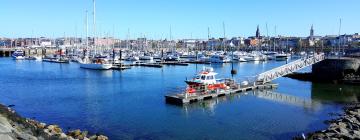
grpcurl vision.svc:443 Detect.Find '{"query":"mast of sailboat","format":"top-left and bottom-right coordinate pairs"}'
top-left (86, 10), bottom-right (89, 51)
top-left (93, 0), bottom-right (96, 56)
top-left (112, 25), bottom-right (115, 63)
top-left (112, 25), bottom-right (115, 49)
top-left (223, 22), bottom-right (226, 52)
top-left (208, 27), bottom-right (212, 51)
top-left (338, 18), bottom-right (342, 55)
top-left (84, 10), bottom-right (89, 59)
top-left (274, 25), bottom-right (277, 52)
top-left (126, 28), bottom-right (130, 50)
top-left (169, 25), bottom-right (172, 52)
top-left (266, 23), bottom-right (269, 51)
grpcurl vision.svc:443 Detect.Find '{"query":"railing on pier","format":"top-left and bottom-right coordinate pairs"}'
top-left (256, 53), bottom-right (325, 84)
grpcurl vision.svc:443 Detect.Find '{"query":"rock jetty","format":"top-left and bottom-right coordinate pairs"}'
top-left (295, 103), bottom-right (360, 140)
top-left (0, 104), bottom-right (108, 140)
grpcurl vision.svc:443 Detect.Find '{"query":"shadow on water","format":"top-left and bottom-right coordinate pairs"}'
top-left (311, 83), bottom-right (360, 103)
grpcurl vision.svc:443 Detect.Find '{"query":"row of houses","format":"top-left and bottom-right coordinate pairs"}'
top-left (0, 37), bottom-right (120, 48)
top-left (1, 33), bottom-right (359, 50)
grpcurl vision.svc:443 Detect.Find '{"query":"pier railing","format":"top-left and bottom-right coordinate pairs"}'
top-left (256, 53), bottom-right (325, 84)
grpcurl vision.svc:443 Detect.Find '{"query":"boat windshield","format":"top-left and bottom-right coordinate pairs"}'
top-left (201, 75), bottom-right (206, 80)
top-left (195, 75), bottom-right (200, 79)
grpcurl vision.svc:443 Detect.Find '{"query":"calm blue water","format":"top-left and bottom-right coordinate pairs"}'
top-left (0, 58), bottom-right (359, 140)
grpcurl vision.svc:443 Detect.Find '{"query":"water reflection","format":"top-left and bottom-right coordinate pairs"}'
top-left (253, 90), bottom-right (320, 109)
top-left (179, 83), bottom-right (360, 116)
top-left (83, 68), bottom-right (114, 78)
top-left (180, 89), bottom-right (321, 116)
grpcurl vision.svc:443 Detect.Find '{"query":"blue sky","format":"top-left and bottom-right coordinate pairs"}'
top-left (0, 0), bottom-right (359, 39)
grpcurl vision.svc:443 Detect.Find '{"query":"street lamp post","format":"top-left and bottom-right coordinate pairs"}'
top-left (230, 41), bottom-right (237, 75)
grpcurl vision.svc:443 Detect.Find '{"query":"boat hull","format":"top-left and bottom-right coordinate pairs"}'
top-left (80, 63), bottom-right (112, 70)
top-left (12, 56), bottom-right (25, 60)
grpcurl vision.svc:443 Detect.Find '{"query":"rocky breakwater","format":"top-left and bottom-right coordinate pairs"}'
top-left (0, 104), bottom-right (108, 140)
top-left (296, 103), bottom-right (360, 139)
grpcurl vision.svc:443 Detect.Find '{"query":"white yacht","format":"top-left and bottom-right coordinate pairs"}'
top-left (25, 55), bottom-right (42, 61)
top-left (126, 56), bottom-right (140, 61)
top-left (139, 55), bottom-right (153, 61)
top-left (80, 58), bottom-right (112, 70)
top-left (209, 55), bottom-right (231, 63)
top-left (12, 50), bottom-right (25, 60)
top-left (164, 55), bottom-right (180, 61)
top-left (275, 53), bottom-right (290, 61)
top-left (244, 54), bottom-right (260, 61)
top-left (233, 55), bottom-right (247, 62)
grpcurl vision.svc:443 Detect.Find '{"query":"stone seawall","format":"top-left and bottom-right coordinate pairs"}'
top-left (312, 58), bottom-right (360, 81)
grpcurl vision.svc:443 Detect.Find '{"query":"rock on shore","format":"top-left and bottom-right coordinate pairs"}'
top-left (295, 103), bottom-right (360, 140)
top-left (0, 104), bottom-right (108, 140)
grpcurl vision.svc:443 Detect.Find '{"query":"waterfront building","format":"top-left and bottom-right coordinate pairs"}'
top-left (278, 37), bottom-right (300, 49)
top-left (94, 37), bottom-right (117, 47)
top-left (0, 38), bottom-right (12, 47)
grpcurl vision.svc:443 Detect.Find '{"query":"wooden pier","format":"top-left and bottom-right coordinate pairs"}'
top-left (186, 60), bottom-right (211, 64)
top-left (123, 63), bottom-right (163, 68)
top-left (111, 64), bottom-right (131, 70)
top-left (161, 61), bottom-right (189, 66)
top-left (121, 61), bottom-right (190, 68)
top-left (165, 83), bottom-right (278, 105)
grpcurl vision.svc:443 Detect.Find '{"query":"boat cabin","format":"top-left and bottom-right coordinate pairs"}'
top-left (186, 67), bottom-right (217, 85)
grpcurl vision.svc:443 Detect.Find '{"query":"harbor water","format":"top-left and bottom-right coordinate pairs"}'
top-left (0, 58), bottom-right (359, 140)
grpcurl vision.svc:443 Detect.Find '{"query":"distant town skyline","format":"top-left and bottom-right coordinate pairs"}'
top-left (1, 0), bottom-right (359, 39)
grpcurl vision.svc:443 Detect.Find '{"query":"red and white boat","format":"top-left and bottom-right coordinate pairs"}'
top-left (184, 67), bottom-right (231, 97)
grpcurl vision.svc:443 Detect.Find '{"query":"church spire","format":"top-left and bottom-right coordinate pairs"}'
top-left (256, 25), bottom-right (260, 38)
top-left (310, 24), bottom-right (314, 37)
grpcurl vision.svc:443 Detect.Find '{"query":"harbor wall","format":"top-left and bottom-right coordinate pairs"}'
top-left (312, 58), bottom-right (360, 81)
top-left (0, 48), bottom-right (58, 57)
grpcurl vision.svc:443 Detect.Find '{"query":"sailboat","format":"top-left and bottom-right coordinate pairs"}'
top-left (79, 2), bottom-right (112, 70)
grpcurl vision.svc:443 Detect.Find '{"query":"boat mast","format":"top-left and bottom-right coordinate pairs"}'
top-left (86, 10), bottom-right (89, 51)
top-left (338, 18), bottom-right (342, 55)
top-left (169, 25), bottom-right (172, 52)
top-left (274, 25), bottom-right (277, 52)
top-left (93, 0), bottom-right (96, 56)
top-left (266, 23), bottom-right (269, 51)
top-left (127, 28), bottom-right (130, 50)
top-left (223, 22), bottom-right (226, 52)
top-left (208, 27), bottom-right (212, 51)
top-left (112, 25), bottom-right (115, 49)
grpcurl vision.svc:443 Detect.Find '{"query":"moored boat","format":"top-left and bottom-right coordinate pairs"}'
top-left (275, 53), bottom-right (290, 61)
top-left (209, 55), bottom-right (230, 63)
top-left (80, 58), bottom-right (112, 70)
top-left (184, 67), bottom-right (233, 97)
top-left (12, 50), bottom-right (25, 60)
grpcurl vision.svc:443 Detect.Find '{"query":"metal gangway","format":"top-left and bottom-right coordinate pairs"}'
top-left (256, 53), bottom-right (325, 84)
